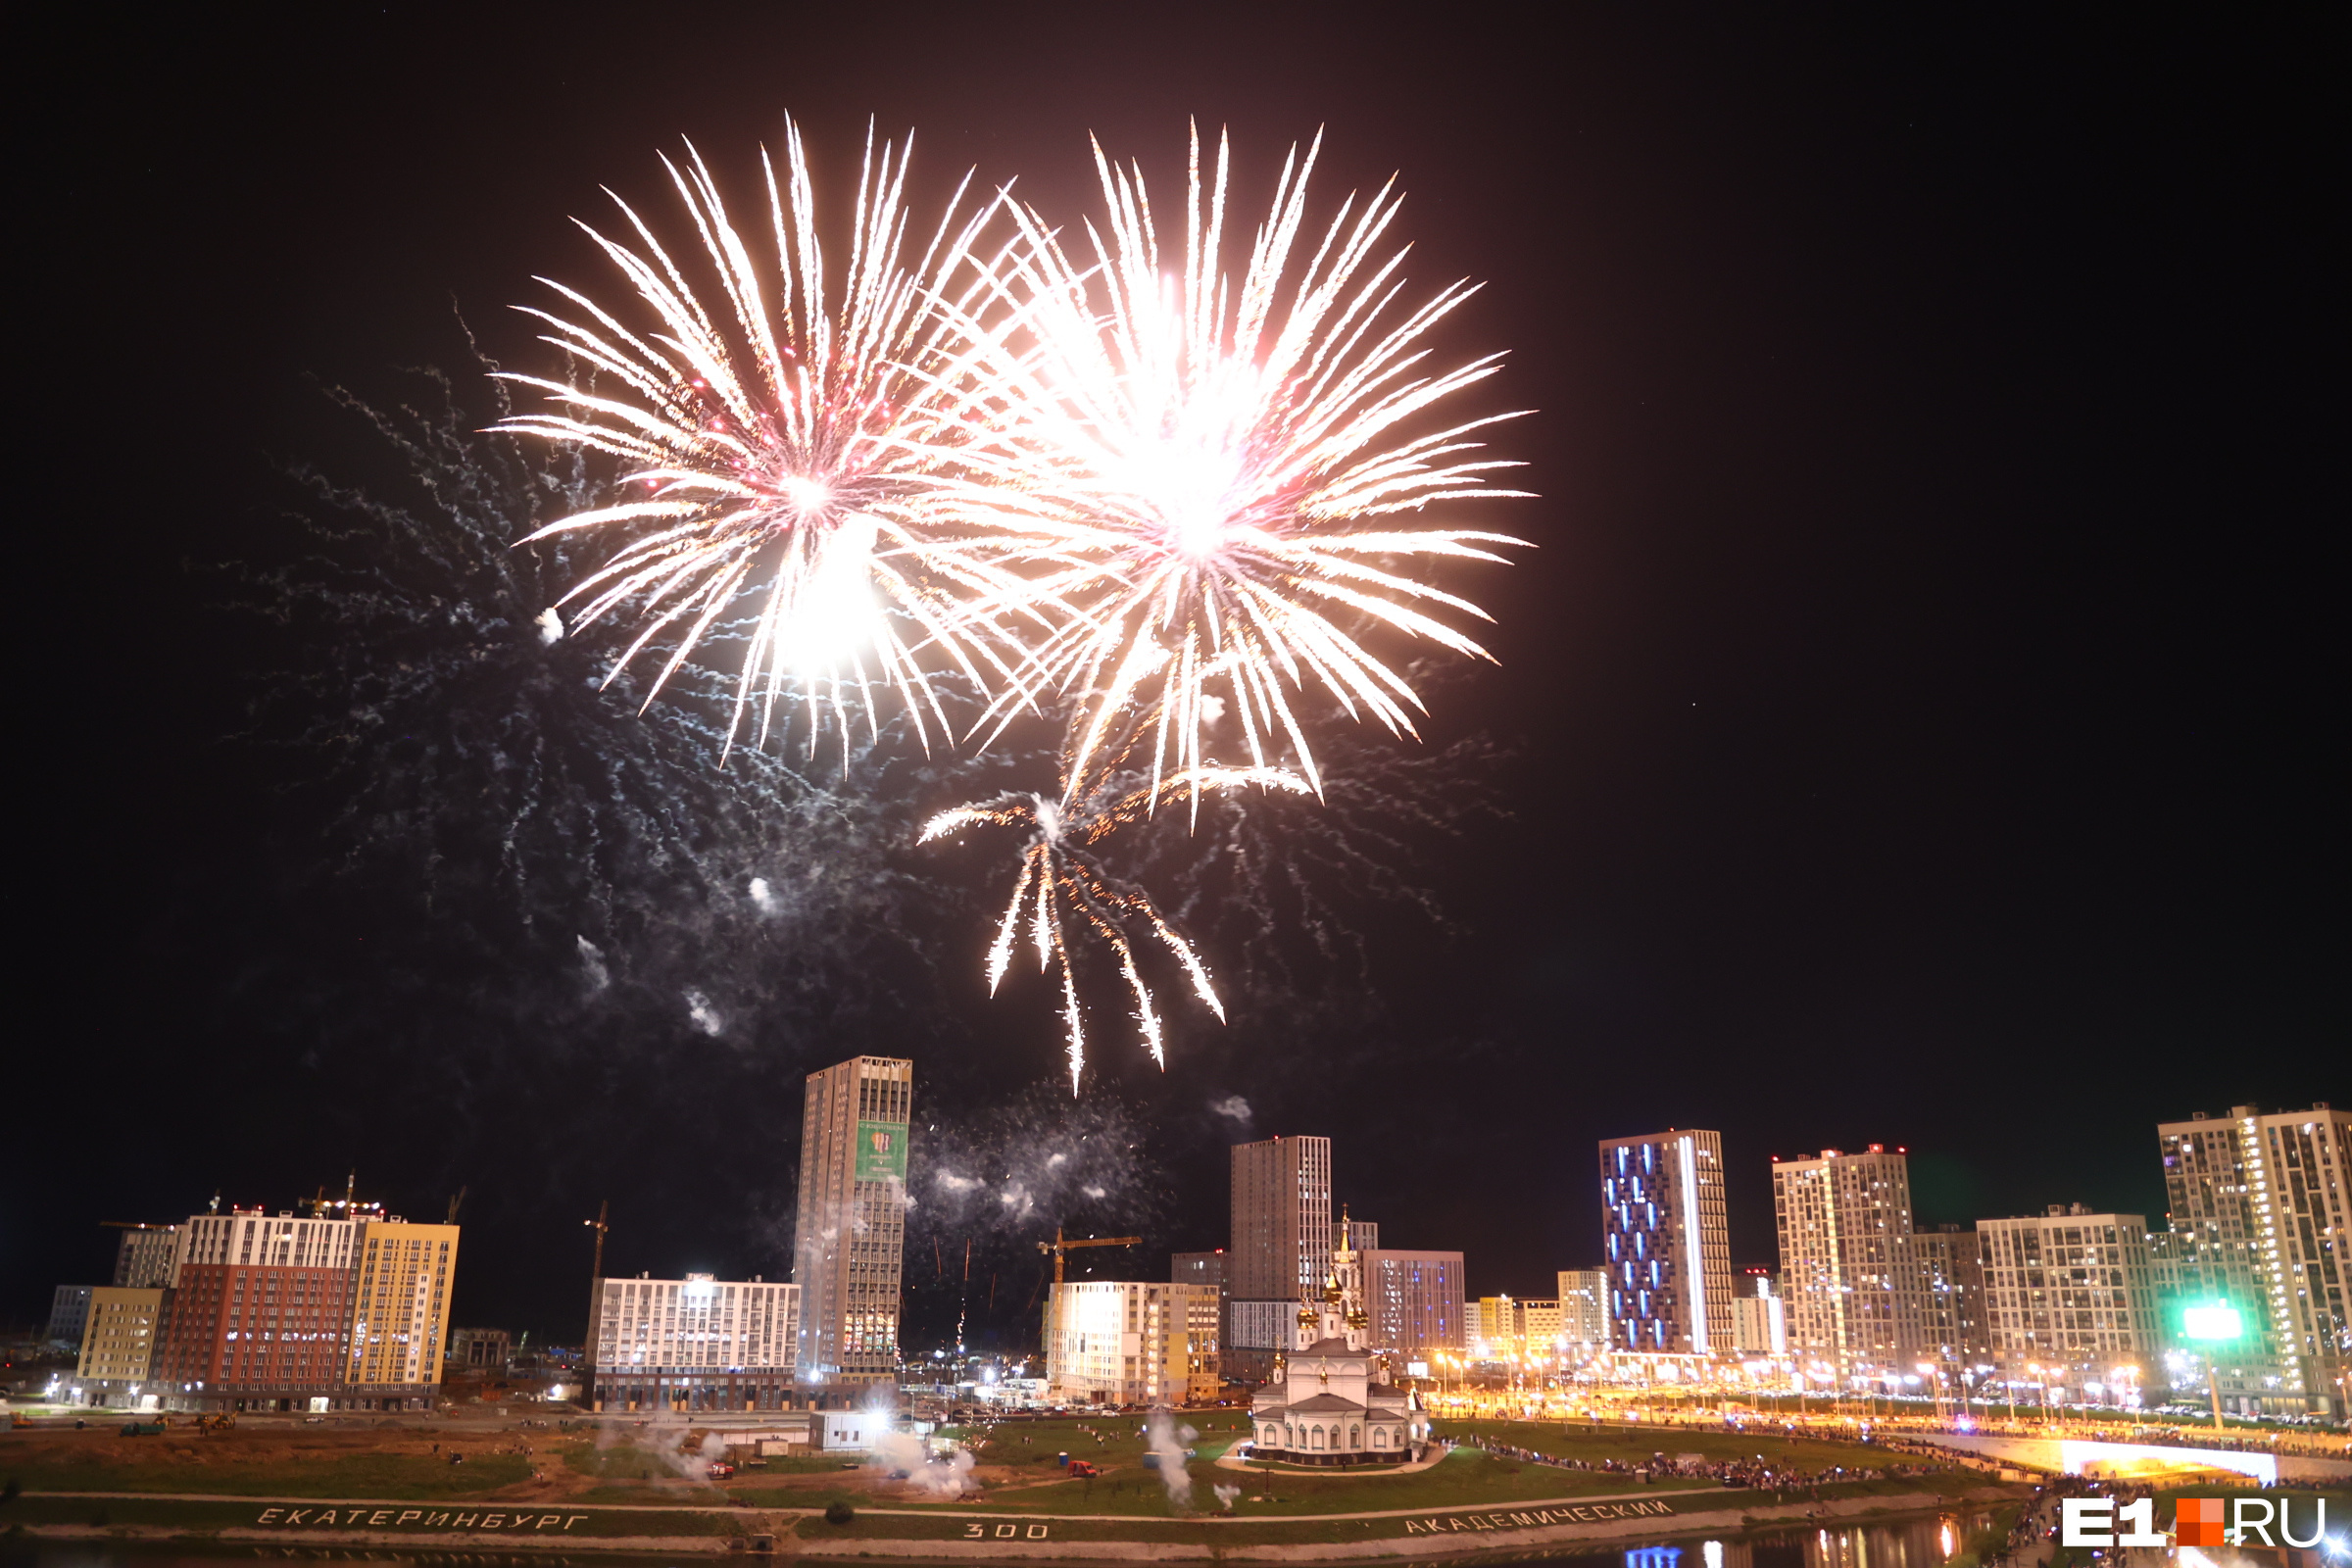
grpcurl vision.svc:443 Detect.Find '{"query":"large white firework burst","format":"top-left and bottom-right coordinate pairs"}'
top-left (496, 120), bottom-right (1038, 760)
top-left (920, 766), bottom-right (1311, 1091)
top-left (939, 123), bottom-right (1531, 797)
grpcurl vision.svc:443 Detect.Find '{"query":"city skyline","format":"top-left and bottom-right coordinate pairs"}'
top-left (7, 9), bottom-right (2338, 1358)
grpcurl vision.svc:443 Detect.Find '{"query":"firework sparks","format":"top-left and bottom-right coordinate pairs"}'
top-left (921, 767), bottom-right (1310, 1091)
top-left (939, 123), bottom-right (1531, 797)
top-left (496, 120), bottom-right (1040, 761)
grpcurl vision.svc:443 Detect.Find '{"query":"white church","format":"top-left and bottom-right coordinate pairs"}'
top-left (1248, 1216), bottom-right (1429, 1466)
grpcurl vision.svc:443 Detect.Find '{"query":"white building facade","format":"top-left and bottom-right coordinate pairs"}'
top-left (1976, 1206), bottom-right (2161, 1398)
top-left (588, 1273), bottom-right (801, 1412)
top-left (1731, 1275), bottom-right (1788, 1355)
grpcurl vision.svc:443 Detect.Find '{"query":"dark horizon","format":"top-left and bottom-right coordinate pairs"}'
top-left (10, 6), bottom-right (2340, 1353)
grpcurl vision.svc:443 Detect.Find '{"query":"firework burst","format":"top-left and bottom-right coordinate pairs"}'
top-left (919, 766), bottom-right (1310, 1091)
top-left (496, 120), bottom-right (1038, 761)
top-left (940, 123), bottom-right (1531, 798)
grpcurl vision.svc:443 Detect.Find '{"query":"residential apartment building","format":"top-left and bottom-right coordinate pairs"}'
top-left (586, 1273), bottom-right (800, 1411)
top-left (1179, 1280), bottom-right (1223, 1400)
top-left (1474, 1296), bottom-right (1564, 1359)
top-left (74, 1287), bottom-right (166, 1405)
top-left (157, 1203), bottom-right (364, 1409)
top-left (1774, 1145), bottom-right (1935, 1376)
top-left (45, 1285), bottom-right (95, 1351)
top-left (112, 1224), bottom-right (182, 1288)
top-left (1557, 1268), bottom-right (1609, 1351)
top-left (348, 1220), bottom-right (460, 1394)
top-left (1171, 1252), bottom-right (1227, 1385)
top-left (1226, 1136), bottom-right (1333, 1377)
top-left (1731, 1272), bottom-right (1788, 1356)
top-left (1977, 1206), bottom-right (2162, 1396)
top-left (1044, 1280), bottom-right (1219, 1404)
top-left (2157, 1103), bottom-right (2349, 1415)
top-left (1936, 1222), bottom-right (1993, 1363)
top-left (153, 1197), bottom-right (457, 1412)
top-left (1172, 1251), bottom-right (1226, 1295)
top-left (1599, 1129), bottom-right (1734, 1354)
top-left (1361, 1250), bottom-right (1466, 1363)
top-left (793, 1055), bottom-right (913, 1397)
top-left (1890, 1229), bottom-right (1972, 1369)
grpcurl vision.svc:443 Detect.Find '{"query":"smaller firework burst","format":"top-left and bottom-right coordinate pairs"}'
top-left (920, 766), bottom-right (1311, 1091)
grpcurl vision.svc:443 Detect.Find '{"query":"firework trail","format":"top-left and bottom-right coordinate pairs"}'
top-left (495, 120), bottom-right (1043, 762)
top-left (940, 122), bottom-right (1531, 799)
top-left (239, 355), bottom-right (1021, 1047)
top-left (919, 765), bottom-right (1310, 1091)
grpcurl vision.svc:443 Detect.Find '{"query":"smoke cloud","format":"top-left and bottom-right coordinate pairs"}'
top-left (1143, 1409), bottom-right (1197, 1509)
top-left (867, 1428), bottom-right (978, 1497)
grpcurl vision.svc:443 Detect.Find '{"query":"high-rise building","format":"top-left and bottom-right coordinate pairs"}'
top-left (1599, 1129), bottom-right (1734, 1354)
top-left (793, 1055), bottom-right (913, 1397)
top-left (1731, 1271), bottom-right (1787, 1356)
top-left (1774, 1145), bottom-right (1926, 1376)
top-left (587, 1273), bottom-right (800, 1412)
top-left (112, 1224), bottom-right (182, 1288)
top-left (157, 1202), bottom-right (365, 1409)
top-left (1172, 1250), bottom-right (1227, 1294)
top-left (1935, 1223), bottom-right (1993, 1363)
top-left (154, 1196), bottom-right (456, 1412)
top-left (1226, 1136), bottom-right (1332, 1377)
top-left (1362, 1252), bottom-right (1468, 1366)
top-left (2157, 1102), bottom-right (2349, 1415)
top-left (347, 1219), bottom-right (460, 1394)
top-left (1044, 1280), bottom-right (1219, 1404)
top-left (74, 1287), bottom-right (167, 1406)
top-left (1890, 1230), bottom-right (1971, 1371)
top-left (45, 1285), bottom-right (96, 1351)
top-left (1975, 1206), bottom-right (2161, 1397)
top-left (1557, 1268), bottom-right (1609, 1350)
top-left (1172, 1250), bottom-right (1227, 1383)
top-left (1345, 1218), bottom-right (1380, 1252)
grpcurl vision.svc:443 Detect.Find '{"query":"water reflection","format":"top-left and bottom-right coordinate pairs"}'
top-left (1521, 1510), bottom-right (1988, 1568)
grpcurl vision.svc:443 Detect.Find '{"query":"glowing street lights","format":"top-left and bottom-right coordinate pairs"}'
top-left (1918, 1362), bottom-right (1946, 1424)
top-left (2180, 1300), bottom-right (2244, 1432)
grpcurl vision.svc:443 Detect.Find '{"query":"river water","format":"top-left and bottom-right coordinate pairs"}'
top-left (1, 1509), bottom-right (1992, 1568)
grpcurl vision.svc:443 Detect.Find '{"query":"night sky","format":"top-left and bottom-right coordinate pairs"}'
top-left (13, 7), bottom-right (2341, 1350)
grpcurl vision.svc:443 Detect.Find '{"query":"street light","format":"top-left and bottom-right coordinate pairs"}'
top-left (1918, 1362), bottom-right (1945, 1424)
top-left (2180, 1301), bottom-right (2243, 1432)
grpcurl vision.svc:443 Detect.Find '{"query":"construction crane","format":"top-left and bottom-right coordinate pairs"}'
top-left (445, 1186), bottom-right (466, 1225)
top-left (582, 1200), bottom-right (610, 1348)
top-left (1035, 1225), bottom-right (1141, 1285)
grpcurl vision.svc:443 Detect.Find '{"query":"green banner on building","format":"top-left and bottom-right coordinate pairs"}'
top-left (855, 1119), bottom-right (907, 1183)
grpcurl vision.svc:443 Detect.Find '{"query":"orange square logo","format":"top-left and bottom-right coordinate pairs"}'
top-left (2177, 1497), bottom-right (2226, 1546)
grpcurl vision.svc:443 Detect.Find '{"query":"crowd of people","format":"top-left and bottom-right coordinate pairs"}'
top-left (1449, 1432), bottom-right (1944, 1500)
